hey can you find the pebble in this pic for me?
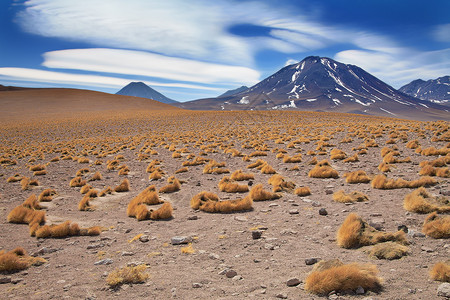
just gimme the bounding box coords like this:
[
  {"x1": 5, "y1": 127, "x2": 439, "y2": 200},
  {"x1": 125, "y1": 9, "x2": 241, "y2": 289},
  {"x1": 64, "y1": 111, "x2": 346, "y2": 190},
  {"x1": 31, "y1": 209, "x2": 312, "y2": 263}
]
[
  {"x1": 94, "y1": 259, "x2": 113, "y2": 265},
  {"x1": 218, "y1": 269, "x2": 229, "y2": 275},
  {"x1": 192, "y1": 282, "x2": 202, "y2": 288},
  {"x1": 0, "y1": 276, "x2": 11, "y2": 284},
  {"x1": 356, "y1": 286, "x2": 365, "y2": 294},
  {"x1": 121, "y1": 251, "x2": 134, "y2": 256},
  {"x1": 421, "y1": 246, "x2": 434, "y2": 253},
  {"x1": 319, "y1": 208, "x2": 328, "y2": 216},
  {"x1": 289, "y1": 209, "x2": 299, "y2": 215},
  {"x1": 305, "y1": 258, "x2": 319, "y2": 265},
  {"x1": 369, "y1": 218, "x2": 385, "y2": 230},
  {"x1": 32, "y1": 247, "x2": 59, "y2": 256},
  {"x1": 286, "y1": 278, "x2": 301, "y2": 287},
  {"x1": 264, "y1": 243, "x2": 275, "y2": 250},
  {"x1": 139, "y1": 235, "x2": 150, "y2": 243},
  {"x1": 87, "y1": 243, "x2": 104, "y2": 250},
  {"x1": 252, "y1": 230, "x2": 263, "y2": 239},
  {"x1": 269, "y1": 203, "x2": 279, "y2": 207},
  {"x1": 226, "y1": 270, "x2": 237, "y2": 278},
  {"x1": 276, "y1": 292, "x2": 288, "y2": 299},
  {"x1": 311, "y1": 201, "x2": 321, "y2": 207},
  {"x1": 325, "y1": 190, "x2": 333, "y2": 195},
  {"x1": 437, "y1": 282, "x2": 450, "y2": 298},
  {"x1": 232, "y1": 275, "x2": 243, "y2": 281},
  {"x1": 171, "y1": 236, "x2": 192, "y2": 245},
  {"x1": 187, "y1": 216, "x2": 198, "y2": 220},
  {"x1": 234, "y1": 216, "x2": 247, "y2": 222},
  {"x1": 209, "y1": 253, "x2": 220, "y2": 260}
]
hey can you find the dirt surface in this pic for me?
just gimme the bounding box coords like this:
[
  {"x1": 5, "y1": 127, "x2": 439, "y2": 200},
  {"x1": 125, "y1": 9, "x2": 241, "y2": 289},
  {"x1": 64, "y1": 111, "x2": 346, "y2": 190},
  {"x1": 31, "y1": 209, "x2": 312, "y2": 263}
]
[{"x1": 0, "y1": 108, "x2": 449, "y2": 300}]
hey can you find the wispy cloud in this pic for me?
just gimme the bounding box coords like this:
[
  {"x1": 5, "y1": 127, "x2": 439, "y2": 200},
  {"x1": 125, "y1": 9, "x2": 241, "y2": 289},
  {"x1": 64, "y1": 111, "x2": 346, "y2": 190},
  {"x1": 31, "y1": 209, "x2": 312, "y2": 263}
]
[
  {"x1": 0, "y1": 67, "x2": 221, "y2": 91},
  {"x1": 42, "y1": 48, "x2": 260, "y2": 86},
  {"x1": 433, "y1": 23, "x2": 450, "y2": 42}
]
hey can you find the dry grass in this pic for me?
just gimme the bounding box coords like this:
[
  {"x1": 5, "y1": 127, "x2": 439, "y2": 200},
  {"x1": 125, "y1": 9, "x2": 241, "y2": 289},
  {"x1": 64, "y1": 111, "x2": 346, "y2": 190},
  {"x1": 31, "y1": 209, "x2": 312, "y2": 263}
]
[
  {"x1": 422, "y1": 212, "x2": 450, "y2": 238},
  {"x1": 114, "y1": 178, "x2": 130, "y2": 192},
  {"x1": 304, "y1": 259, "x2": 382, "y2": 295},
  {"x1": 203, "y1": 160, "x2": 229, "y2": 174},
  {"x1": 343, "y1": 153, "x2": 359, "y2": 163},
  {"x1": 218, "y1": 176, "x2": 249, "y2": 193},
  {"x1": 0, "y1": 247, "x2": 46, "y2": 272},
  {"x1": 268, "y1": 174, "x2": 296, "y2": 192},
  {"x1": 294, "y1": 186, "x2": 311, "y2": 197},
  {"x1": 378, "y1": 162, "x2": 394, "y2": 172},
  {"x1": 7, "y1": 206, "x2": 46, "y2": 226},
  {"x1": 6, "y1": 174, "x2": 22, "y2": 183},
  {"x1": 337, "y1": 213, "x2": 407, "y2": 249},
  {"x1": 308, "y1": 159, "x2": 339, "y2": 178},
  {"x1": 429, "y1": 262, "x2": 450, "y2": 282},
  {"x1": 175, "y1": 167, "x2": 189, "y2": 174},
  {"x1": 403, "y1": 187, "x2": 449, "y2": 213},
  {"x1": 149, "y1": 202, "x2": 173, "y2": 220},
  {"x1": 330, "y1": 148, "x2": 347, "y2": 160},
  {"x1": 333, "y1": 190, "x2": 369, "y2": 203},
  {"x1": 159, "y1": 176, "x2": 181, "y2": 193},
  {"x1": 190, "y1": 191, "x2": 219, "y2": 210},
  {"x1": 22, "y1": 194, "x2": 41, "y2": 210},
  {"x1": 367, "y1": 242, "x2": 409, "y2": 260},
  {"x1": 230, "y1": 169, "x2": 254, "y2": 181},
  {"x1": 38, "y1": 188, "x2": 57, "y2": 202},
  {"x1": 99, "y1": 186, "x2": 113, "y2": 197},
  {"x1": 371, "y1": 174, "x2": 437, "y2": 189},
  {"x1": 106, "y1": 264, "x2": 149, "y2": 287},
  {"x1": 76, "y1": 168, "x2": 90, "y2": 176},
  {"x1": 344, "y1": 170, "x2": 371, "y2": 184},
  {"x1": 191, "y1": 192, "x2": 252, "y2": 213},
  {"x1": 246, "y1": 159, "x2": 266, "y2": 169},
  {"x1": 249, "y1": 184, "x2": 281, "y2": 201},
  {"x1": 69, "y1": 176, "x2": 87, "y2": 187}
]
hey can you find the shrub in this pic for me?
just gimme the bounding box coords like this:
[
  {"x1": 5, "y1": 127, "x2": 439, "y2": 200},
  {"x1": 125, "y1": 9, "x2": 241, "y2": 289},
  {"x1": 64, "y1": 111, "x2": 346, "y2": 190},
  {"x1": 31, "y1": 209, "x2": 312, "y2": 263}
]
[
  {"x1": 6, "y1": 174, "x2": 22, "y2": 183},
  {"x1": 80, "y1": 184, "x2": 92, "y2": 194},
  {"x1": 368, "y1": 242, "x2": 409, "y2": 260},
  {"x1": 150, "y1": 202, "x2": 173, "y2": 220},
  {"x1": 268, "y1": 174, "x2": 295, "y2": 192},
  {"x1": 422, "y1": 212, "x2": 450, "y2": 238},
  {"x1": 118, "y1": 165, "x2": 130, "y2": 175},
  {"x1": 78, "y1": 157, "x2": 90, "y2": 164},
  {"x1": 230, "y1": 169, "x2": 254, "y2": 181},
  {"x1": 330, "y1": 148, "x2": 347, "y2": 160},
  {"x1": 22, "y1": 194, "x2": 42, "y2": 210},
  {"x1": 203, "y1": 160, "x2": 228, "y2": 174},
  {"x1": 76, "y1": 168, "x2": 90, "y2": 176},
  {"x1": 430, "y1": 262, "x2": 450, "y2": 282},
  {"x1": 260, "y1": 163, "x2": 276, "y2": 174},
  {"x1": 371, "y1": 174, "x2": 437, "y2": 189},
  {"x1": 218, "y1": 176, "x2": 249, "y2": 193},
  {"x1": 406, "y1": 139, "x2": 420, "y2": 149},
  {"x1": 247, "y1": 159, "x2": 266, "y2": 169},
  {"x1": 89, "y1": 171, "x2": 102, "y2": 181},
  {"x1": 159, "y1": 176, "x2": 181, "y2": 193},
  {"x1": 0, "y1": 247, "x2": 46, "y2": 272},
  {"x1": 78, "y1": 194, "x2": 95, "y2": 211},
  {"x1": 69, "y1": 176, "x2": 87, "y2": 187},
  {"x1": 337, "y1": 213, "x2": 407, "y2": 249},
  {"x1": 403, "y1": 187, "x2": 449, "y2": 213},
  {"x1": 282, "y1": 154, "x2": 302, "y2": 163},
  {"x1": 249, "y1": 184, "x2": 281, "y2": 201},
  {"x1": 249, "y1": 151, "x2": 267, "y2": 157},
  {"x1": 7, "y1": 206, "x2": 46, "y2": 226},
  {"x1": 21, "y1": 177, "x2": 39, "y2": 191},
  {"x1": 175, "y1": 167, "x2": 188, "y2": 174},
  {"x1": 304, "y1": 259, "x2": 382, "y2": 295},
  {"x1": 190, "y1": 191, "x2": 219, "y2": 210},
  {"x1": 38, "y1": 188, "x2": 57, "y2": 202},
  {"x1": 99, "y1": 186, "x2": 113, "y2": 197},
  {"x1": 149, "y1": 170, "x2": 163, "y2": 180},
  {"x1": 333, "y1": 190, "x2": 368, "y2": 203},
  {"x1": 308, "y1": 160, "x2": 339, "y2": 178},
  {"x1": 294, "y1": 186, "x2": 311, "y2": 196},
  {"x1": 343, "y1": 153, "x2": 359, "y2": 163},
  {"x1": 115, "y1": 179, "x2": 130, "y2": 192},
  {"x1": 106, "y1": 264, "x2": 149, "y2": 287},
  {"x1": 29, "y1": 164, "x2": 45, "y2": 172},
  {"x1": 191, "y1": 192, "x2": 252, "y2": 213},
  {"x1": 378, "y1": 162, "x2": 394, "y2": 172},
  {"x1": 344, "y1": 170, "x2": 370, "y2": 184}
]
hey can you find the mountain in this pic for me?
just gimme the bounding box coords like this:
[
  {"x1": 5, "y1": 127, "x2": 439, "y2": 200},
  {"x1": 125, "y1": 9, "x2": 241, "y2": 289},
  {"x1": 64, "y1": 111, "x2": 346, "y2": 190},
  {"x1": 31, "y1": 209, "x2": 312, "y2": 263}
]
[
  {"x1": 177, "y1": 56, "x2": 449, "y2": 121},
  {"x1": 116, "y1": 82, "x2": 177, "y2": 104},
  {"x1": 218, "y1": 86, "x2": 249, "y2": 97},
  {"x1": 0, "y1": 87, "x2": 180, "y2": 120},
  {"x1": 399, "y1": 76, "x2": 450, "y2": 105}
]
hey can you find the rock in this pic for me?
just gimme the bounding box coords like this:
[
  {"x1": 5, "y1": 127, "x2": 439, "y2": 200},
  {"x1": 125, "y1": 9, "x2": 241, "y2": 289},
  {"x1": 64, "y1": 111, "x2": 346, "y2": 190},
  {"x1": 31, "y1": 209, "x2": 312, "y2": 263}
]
[
  {"x1": 0, "y1": 276, "x2": 11, "y2": 284},
  {"x1": 311, "y1": 201, "x2": 321, "y2": 207},
  {"x1": 87, "y1": 243, "x2": 104, "y2": 250},
  {"x1": 305, "y1": 258, "x2": 319, "y2": 265},
  {"x1": 319, "y1": 208, "x2": 328, "y2": 216},
  {"x1": 121, "y1": 251, "x2": 134, "y2": 256},
  {"x1": 440, "y1": 190, "x2": 450, "y2": 196},
  {"x1": 276, "y1": 292, "x2": 288, "y2": 299},
  {"x1": 286, "y1": 278, "x2": 301, "y2": 287},
  {"x1": 421, "y1": 246, "x2": 434, "y2": 253},
  {"x1": 252, "y1": 230, "x2": 263, "y2": 239},
  {"x1": 192, "y1": 282, "x2": 203, "y2": 288},
  {"x1": 289, "y1": 209, "x2": 299, "y2": 215},
  {"x1": 356, "y1": 286, "x2": 365, "y2": 294},
  {"x1": 32, "y1": 247, "x2": 59, "y2": 256},
  {"x1": 232, "y1": 275, "x2": 243, "y2": 281},
  {"x1": 94, "y1": 259, "x2": 113, "y2": 265},
  {"x1": 187, "y1": 216, "x2": 198, "y2": 220},
  {"x1": 11, "y1": 278, "x2": 23, "y2": 284},
  {"x1": 369, "y1": 218, "x2": 385, "y2": 230},
  {"x1": 209, "y1": 253, "x2": 220, "y2": 260},
  {"x1": 437, "y1": 282, "x2": 450, "y2": 298},
  {"x1": 125, "y1": 228, "x2": 132, "y2": 233},
  {"x1": 325, "y1": 189, "x2": 333, "y2": 195},
  {"x1": 264, "y1": 243, "x2": 275, "y2": 250},
  {"x1": 218, "y1": 269, "x2": 229, "y2": 275},
  {"x1": 398, "y1": 225, "x2": 408, "y2": 233},
  {"x1": 248, "y1": 180, "x2": 253, "y2": 186},
  {"x1": 226, "y1": 270, "x2": 237, "y2": 278},
  {"x1": 139, "y1": 235, "x2": 150, "y2": 243},
  {"x1": 269, "y1": 203, "x2": 279, "y2": 207},
  {"x1": 171, "y1": 236, "x2": 192, "y2": 245},
  {"x1": 234, "y1": 216, "x2": 247, "y2": 222},
  {"x1": 412, "y1": 232, "x2": 426, "y2": 238}
]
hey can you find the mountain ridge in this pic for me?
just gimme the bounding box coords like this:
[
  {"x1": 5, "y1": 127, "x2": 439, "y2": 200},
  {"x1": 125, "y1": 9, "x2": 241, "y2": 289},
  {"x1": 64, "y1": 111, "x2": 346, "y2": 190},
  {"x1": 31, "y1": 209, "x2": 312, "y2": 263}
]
[
  {"x1": 399, "y1": 76, "x2": 450, "y2": 105},
  {"x1": 116, "y1": 82, "x2": 177, "y2": 104}
]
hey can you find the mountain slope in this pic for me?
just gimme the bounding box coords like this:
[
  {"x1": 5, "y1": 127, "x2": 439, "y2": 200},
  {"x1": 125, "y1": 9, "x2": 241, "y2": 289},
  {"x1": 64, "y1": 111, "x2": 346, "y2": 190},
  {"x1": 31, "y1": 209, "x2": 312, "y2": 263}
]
[
  {"x1": 177, "y1": 56, "x2": 448, "y2": 121},
  {"x1": 218, "y1": 86, "x2": 249, "y2": 97},
  {"x1": 116, "y1": 82, "x2": 177, "y2": 104},
  {"x1": 399, "y1": 76, "x2": 450, "y2": 105}
]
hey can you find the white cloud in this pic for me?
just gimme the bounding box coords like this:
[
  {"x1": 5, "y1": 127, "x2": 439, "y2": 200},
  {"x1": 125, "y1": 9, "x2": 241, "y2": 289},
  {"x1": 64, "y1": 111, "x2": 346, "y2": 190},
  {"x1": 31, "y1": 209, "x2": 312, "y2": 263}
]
[
  {"x1": 285, "y1": 59, "x2": 298, "y2": 66},
  {"x1": 42, "y1": 48, "x2": 260, "y2": 86},
  {"x1": 433, "y1": 23, "x2": 450, "y2": 42},
  {"x1": 0, "y1": 67, "x2": 221, "y2": 91}
]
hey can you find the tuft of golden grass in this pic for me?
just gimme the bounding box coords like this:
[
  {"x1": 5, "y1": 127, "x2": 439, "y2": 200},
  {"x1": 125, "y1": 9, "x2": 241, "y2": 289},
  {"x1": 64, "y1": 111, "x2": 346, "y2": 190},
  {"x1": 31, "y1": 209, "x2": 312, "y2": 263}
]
[
  {"x1": 114, "y1": 178, "x2": 130, "y2": 192},
  {"x1": 159, "y1": 176, "x2": 181, "y2": 193},
  {"x1": 6, "y1": 174, "x2": 22, "y2": 183},
  {"x1": 191, "y1": 192, "x2": 252, "y2": 213},
  {"x1": 150, "y1": 202, "x2": 173, "y2": 220},
  {"x1": 175, "y1": 167, "x2": 189, "y2": 174},
  {"x1": 218, "y1": 176, "x2": 249, "y2": 193},
  {"x1": 368, "y1": 242, "x2": 409, "y2": 260},
  {"x1": 294, "y1": 186, "x2": 311, "y2": 197},
  {"x1": 308, "y1": 159, "x2": 339, "y2": 178},
  {"x1": 190, "y1": 191, "x2": 219, "y2": 210},
  {"x1": 230, "y1": 169, "x2": 254, "y2": 181},
  {"x1": 7, "y1": 206, "x2": 46, "y2": 226},
  {"x1": 330, "y1": 148, "x2": 347, "y2": 160},
  {"x1": 429, "y1": 262, "x2": 450, "y2": 282},
  {"x1": 0, "y1": 247, "x2": 46, "y2": 272},
  {"x1": 404, "y1": 187, "x2": 449, "y2": 214},
  {"x1": 38, "y1": 188, "x2": 57, "y2": 202},
  {"x1": 249, "y1": 184, "x2": 281, "y2": 201},
  {"x1": 371, "y1": 174, "x2": 437, "y2": 189},
  {"x1": 106, "y1": 264, "x2": 149, "y2": 287},
  {"x1": 333, "y1": 190, "x2": 368, "y2": 203},
  {"x1": 337, "y1": 213, "x2": 407, "y2": 249},
  {"x1": 422, "y1": 212, "x2": 450, "y2": 238},
  {"x1": 181, "y1": 243, "x2": 195, "y2": 254},
  {"x1": 304, "y1": 259, "x2": 382, "y2": 295},
  {"x1": 69, "y1": 176, "x2": 87, "y2": 187},
  {"x1": 344, "y1": 170, "x2": 371, "y2": 184}
]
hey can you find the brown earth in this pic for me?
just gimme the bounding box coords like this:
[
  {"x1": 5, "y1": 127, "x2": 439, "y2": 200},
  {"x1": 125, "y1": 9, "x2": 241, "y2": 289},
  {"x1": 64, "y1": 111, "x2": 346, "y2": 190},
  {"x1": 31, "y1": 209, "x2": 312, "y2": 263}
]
[{"x1": 0, "y1": 91, "x2": 449, "y2": 300}]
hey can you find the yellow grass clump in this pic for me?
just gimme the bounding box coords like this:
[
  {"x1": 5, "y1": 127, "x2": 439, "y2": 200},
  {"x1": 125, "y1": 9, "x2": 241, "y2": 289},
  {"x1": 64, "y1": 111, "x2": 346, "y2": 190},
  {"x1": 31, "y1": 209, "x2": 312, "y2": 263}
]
[
  {"x1": 190, "y1": 191, "x2": 252, "y2": 213},
  {"x1": 7, "y1": 206, "x2": 46, "y2": 226},
  {"x1": 149, "y1": 170, "x2": 164, "y2": 180},
  {"x1": 6, "y1": 174, "x2": 22, "y2": 183},
  {"x1": 371, "y1": 174, "x2": 437, "y2": 189},
  {"x1": 89, "y1": 171, "x2": 102, "y2": 181},
  {"x1": 343, "y1": 153, "x2": 359, "y2": 163},
  {"x1": 422, "y1": 212, "x2": 450, "y2": 238},
  {"x1": 247, "y1": 159, "x2": 266, "y2": 169},
  {"x1": 294, "y1": 186, "x2": 311, "y2": 197},
  {"x1": 175, "y1": 167, "x2": 188, "y2": 174},
  {"x1": 419, "y1": 165, "x2": 450, "y2": 177},
  {"x1": 430, "y1": 262, "x2": 450, "y2": 282},
  {"x1": 268, "y1": 174, "x2": 295, "y2": 192},
  {"x1": 337, "y1": 213, "x2": 407, "y2": 249},
  {"x1": 304, "y1": 259, "x2": 382, "y2": 295},
  {"x1": 404, "y1": 187, "x2": 449, "y2": 214},
  {"x1": 190, "y1": 191, "x2": 220, "y2": 210},
  {"x1": 368, "y1": 242, "x2": 409, "y2": 260},
  {"x1": 29, "y1": 164, "x2": 45, "y2": 172},
  {"x1": 0, "y1": 247, "x2": 46, "y2": 272},
  {"x1": 203, "y1": 160, "x2": 229, "y2": 174},
  {"x1": 38, "y1": 188, "x2": 57, "y2": 202},
  {"x1": 333, "y1": 190, "x2": 369, "y2": 203},
  {"x1": 249, "y1": 184, "x2": 281, "y2": 201},
  {"x1": 230, "y1": 169, "x2": 254, "y2": 181},
  {"x1": 344, "y1": 170, "x2": 371, "y2": 184},
  {"x1": 378, "y1": 162, "x2": 394, "y2": 172},
  {"x1": 21, "y1": 177, "x2": 39, "y2": 191},
  {"x1": 99, "y1": 186, "x2": 113, "y2": 197},
  {"x1": 76, "y1": 168, "x2": 90, "y2": 176},
  {"x1": 114, "y1": 179, "x2": 130, "y2": 192},
  {"x1": 69, "y1": 176, "x2": 87, "y2": 187},
  {"x1": 282, "y1": 154, "x2": 302, "y2": 163},
  {"x1": 308, "y1": 159, "x2": 339, "y2": 179},
  {"x1": 22, "y1": 194, "x2": 42, "y2": 210},
  {"x1": 406, "y1": 139, "x2": 420, "y2": 149},
  {"x1": 106, "y1": 264, "x2": 149, "y2": 287},
  {"x1": 149, "y1": 202, "x2": 173, "y2": 220},
  {"x1": 330, "y1": 148, "x2": 347, "y2": 160},
  {"x1": 80, "y1": 184, "x2": 92, "y2": 194},
  {"x1": 159, "y1": 176, "x2": 181, "y2": 193},
  {"x1": 218, "y1": 176, "x2": 249, "y2": 193}
]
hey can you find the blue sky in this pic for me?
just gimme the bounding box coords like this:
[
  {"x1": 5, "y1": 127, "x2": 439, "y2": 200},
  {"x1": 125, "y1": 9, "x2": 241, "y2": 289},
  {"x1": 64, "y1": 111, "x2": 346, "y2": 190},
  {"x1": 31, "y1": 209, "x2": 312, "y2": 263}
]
[{"x1": 0, "y1": 0, "x2": 449, "y2": 102}]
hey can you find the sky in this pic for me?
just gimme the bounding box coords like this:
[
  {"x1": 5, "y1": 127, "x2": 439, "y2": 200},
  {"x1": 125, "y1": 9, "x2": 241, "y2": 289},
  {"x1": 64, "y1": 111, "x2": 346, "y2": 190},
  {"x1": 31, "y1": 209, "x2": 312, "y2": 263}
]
[{"x1": 0, "y1": 0, "x2": 449, "y2": 102}]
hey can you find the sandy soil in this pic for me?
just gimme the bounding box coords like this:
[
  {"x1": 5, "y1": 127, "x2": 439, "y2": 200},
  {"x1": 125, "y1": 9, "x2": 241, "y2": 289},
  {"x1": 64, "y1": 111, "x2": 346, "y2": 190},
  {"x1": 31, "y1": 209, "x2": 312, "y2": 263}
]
[{"x1": 0, "y1": 109, "x2": 448, "y2": 300}]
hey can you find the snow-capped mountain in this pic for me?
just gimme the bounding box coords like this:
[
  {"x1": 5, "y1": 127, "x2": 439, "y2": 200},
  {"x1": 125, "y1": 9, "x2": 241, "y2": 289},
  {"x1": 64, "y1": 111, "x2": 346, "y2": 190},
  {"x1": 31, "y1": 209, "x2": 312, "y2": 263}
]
[
  {"x1": 399, "y1": 76, "x2": 450, "y2": 105},
  {"x1": 177, "y1": 56, "x2": 448, "y2": 120},
  {"x1": 116, "y1": 82, "x2": 177, "y2": 104}
]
